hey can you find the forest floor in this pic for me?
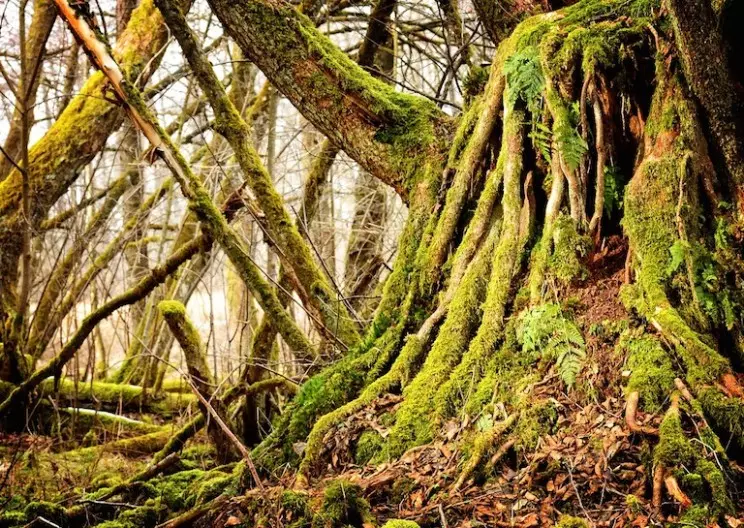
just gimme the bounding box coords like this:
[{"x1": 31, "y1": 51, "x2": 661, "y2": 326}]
[{"x1": 2, "y1": 241, "x2": 744, "y2": 527}]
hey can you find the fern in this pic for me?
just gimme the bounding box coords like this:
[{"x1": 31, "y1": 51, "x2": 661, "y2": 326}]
[
  {"x1": 529, "y1": 122, "x2": 553, "y2": 163},
  {"x1": 603, "y1": 165, "x2": 624, "y2": 218},
  {"x1": 504, "y1": 46, "x2": 545, "y2": 116},
  {"x1": 517, "y1": 304, "x2": 586, "y2": 387},
  {"x1": 554, "y1": 103, "x2": 588, "y2": 172}
]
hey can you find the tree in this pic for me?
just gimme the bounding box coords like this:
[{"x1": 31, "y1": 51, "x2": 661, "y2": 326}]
[{"x1": 1, "y1": 0, "x2": 744, "y2": 525}]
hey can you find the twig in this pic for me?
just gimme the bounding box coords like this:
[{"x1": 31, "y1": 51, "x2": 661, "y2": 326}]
[
  {"x1": 184, "y1": 376, "x2": 264, "y2": 490},
  {"x1": 438, "y1": 504, "x2": 449, "y2": 528},
  {"x1": 23, "y1": 517, "x2": 62, "y2": 528}
]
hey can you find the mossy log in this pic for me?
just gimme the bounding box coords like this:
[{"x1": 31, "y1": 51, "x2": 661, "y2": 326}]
[{"x1": 38, "y1": 378, "x2": 195, "y2": 415}]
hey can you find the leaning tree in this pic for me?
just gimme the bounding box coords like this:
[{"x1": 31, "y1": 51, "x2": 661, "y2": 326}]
[{"x1": 2, "y1": 0, "x2": 744, "y2": 524}]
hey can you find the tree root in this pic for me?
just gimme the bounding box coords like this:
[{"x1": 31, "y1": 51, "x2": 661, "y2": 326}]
[
  {"x1": 453, "y1": 413, "x2": 517, "y2": 491},
  {"x1": 624, "y1": 391, "x2": 658, "y2": 435}
]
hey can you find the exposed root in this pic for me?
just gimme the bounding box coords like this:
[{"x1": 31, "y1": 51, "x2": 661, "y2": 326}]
[
  {"x1": 664, "y1": 473, "x2": 692, "y2": 509},
  {"x1": 452, "y1": 413, "x2": 517, "y2": 491},
  {"x1": 624, "y1": 391, "x2": 658, "y2": 435}
]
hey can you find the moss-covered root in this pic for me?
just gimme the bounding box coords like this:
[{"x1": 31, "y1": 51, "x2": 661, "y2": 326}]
[
  {"x1": 622, "y1": 68, "x2": 733, "y2": 388},
  {"x1": 315, "y1": 480, "x2": 373, "y2": 527},
  {"x1": 651, "y1": 395, "x2": 734, "y2": 518},
  {"x1": 432, "y1": 106, "x2": 529, "y2": 423},
  {"x1": 453, "y1": 413, "x2": 517, "y2": 490},
  {"x1": 382, "y1": 107, "x2": 525, "y2": 459}
]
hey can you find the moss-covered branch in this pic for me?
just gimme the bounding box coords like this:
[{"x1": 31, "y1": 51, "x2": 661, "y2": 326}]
[
  {"x1": 205, "y1": 0, "x2": 452, "y2": 200},
  {"x1": 0, "y1": 0, "x2": 191, "y2": 320},
  {"x1": 155, "y1": 0, "x2": 360, "y2": 349}
]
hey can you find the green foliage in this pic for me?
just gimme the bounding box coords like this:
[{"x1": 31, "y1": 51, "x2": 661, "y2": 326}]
[
  {"x1": 553, "y1": 103, "x2": 588, "y2": 172},
  {"x1": 517, "y1": 304, "x2": 586, "y2": 386},
  {"x1": 603, "y1": 165, "x2": 624, "y2": 218},
  {"x1": 504, "y1": 46, "x2": 544, "y2": 116},
  {"x1": 529, "y1": 122, "x2": 552, "y2": 162}
]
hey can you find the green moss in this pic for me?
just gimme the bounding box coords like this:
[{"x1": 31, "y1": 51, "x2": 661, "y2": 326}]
[
  {"x1": 654, "y1": 410, "x2": 695, "y2": 467},
  {"x1": 514, "y1": 401, "x2": 559, "y2": 450},
  {"x1": 674, "y1": 505, "x2": 710, "y2": 527},
  {"x1": 696, "y1": 459, "x2": 733, "y2": 515},
  {"x1": 623, "y1": 70, "x2": 731, "y2": 386},
  {"x1": 281, "y1": 490, "x2": 311, "y2": 517},
  {"x1": 114, "y1": 500, "x2": 165, "y2": 528},
  {"x1": 354, "y1": 430, "x2": 383, "y2": 465},
  {"x1": 194, "y1": 473, "x2": 236, "y2": 505},
  {"x1": 0, "y1": 511, "x2": 26, "y2": 528},
  {"x1": 620, "y1": 334, "x2": 676, "y2": 413},
  {"x1": 149, "y1": 468, "x2": 206, "y2": 511},
  {"x1": 697, "y1": 387, "x2": 744, "y2": 451},
  {"x1": 381, "y1": 521, "x2": 420, "y2": 528},
  {"x1": 549, "y1": 215, "x2": 590, "y2": 284},
  {"x1": 90, "y1": 473, "x2": 125, "y2": 490},
  {"x1": 157, "y1": 300, "x2": 186, "y2": 316},
  {"x1": 384, "y1": 230, "x2": 494, "y2": 458},
  {"x1": 316, "y1": 480, "x2": 371, "y2": 528},
  {"x1": 556, "y1": 516, "x2": 589, "y2": 528},
  {"x1": 24, "y1": 502, "x2": 66, "y2": 527},
  {"x1": 624, "y1": 494, "x2": 643, "y2": 514},
  {"x1": 462, "y1": 66, "x2": 489, "y2": 102}
]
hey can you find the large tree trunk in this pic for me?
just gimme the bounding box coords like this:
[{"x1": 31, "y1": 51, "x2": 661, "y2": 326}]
[{"x1": 5, "y1": 0, "x2": 744, "y2": 525}]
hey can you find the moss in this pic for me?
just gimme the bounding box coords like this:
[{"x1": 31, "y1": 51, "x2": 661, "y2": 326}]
[
  {"x1": 90, "y1": 473, "x2": 125, "y2": 490},
  {"x1": 354, "y1": 430, "x2": 383, "y2": 465},
  {"x1": 674, "y1": 505, "x2": 710, "y2": 527},
  {"x1": 115, "y1": 500, "x2": 165, "y2": 528},
  {"x1": 385, "y1": 228, "x2": 494, "y2": 457},
  {"x1": 0, "y1": 511, "x2": 26, "y2": 528},
  {"x1": 514, "y1": 400, "x2": 559, "y2": 450},
  {"x1": 465, "y1": 329, "x2": 541, "y2": 417},
  {"x1": 654, "y1": 410, "x2": 695, "y2": 467},
  {"x1": 624, "y1": 494, "x2": 643, "y2": 514},
  {"x1": 281, "y1": 490, "x2": 311, "y2": 517},
  {"x1": 381, "y1": 521, "x2": 420, "y2": 528},
  {"x1": 149, "y1": 468, "x2": 206, "y2": 511},
  {"x1": 157, "y1": 300, "x2": 186, "y2": 316},
  {"x1": 255, "y1": 346, "x2": 378, "y2": 470},
  {"x1": 37, "y1": 378, "x2": 194, "y2": 416},
  {"x1": 623, "y1": 70, "x2": 731, "y2": 386},
  {"x1": 462, "y1": 66, "x2": 489, "y2": 102},
  {"x1": 24, "y1": 501, "x2": 67, "y2": 527},
  {"x1": 194, "y1": 473, "x2": 236, "y2": 505},
  {"x1": 556, "y1": 516, "x2": 589, "y2": 528},
  {"x1": 549, "y1": 215, "x2": 590, "y2": 284},
  {"x1": 316, "y1": 480, "x2": 371, "y2": 528},
  {"x1": 620, "y1": 334, "x2": 676, "y2": 413},
  {"x1": 696, "y1": 459, "x2": 733, "y2": 515},
  {"x1": 698, "y1": 386, "x2": 744, "y2": 435}
]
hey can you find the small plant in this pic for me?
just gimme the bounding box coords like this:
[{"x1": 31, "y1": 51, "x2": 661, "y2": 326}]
[{"x1": 517, "y1": 304, "x2": 586, "y2": 387}]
